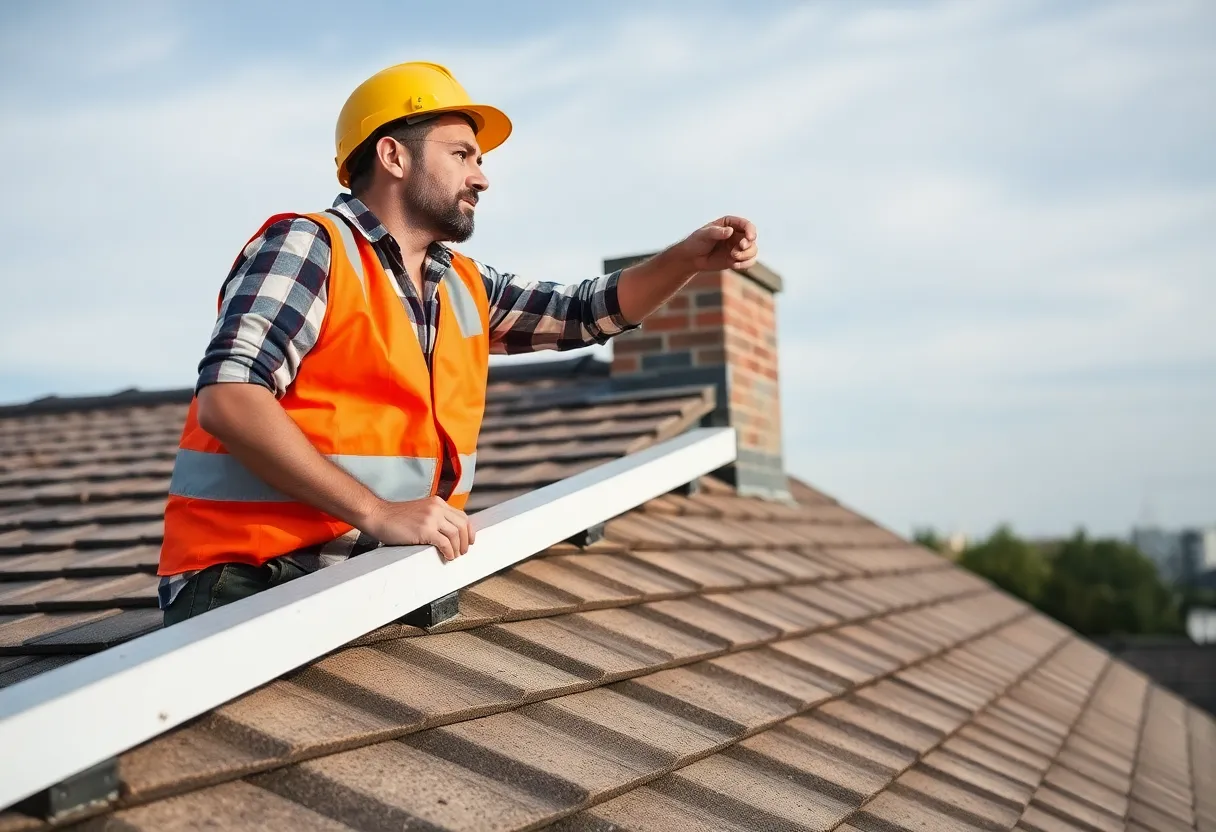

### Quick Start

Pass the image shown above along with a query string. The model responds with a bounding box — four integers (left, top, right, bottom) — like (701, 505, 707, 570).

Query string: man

(158, 61, 758, 624)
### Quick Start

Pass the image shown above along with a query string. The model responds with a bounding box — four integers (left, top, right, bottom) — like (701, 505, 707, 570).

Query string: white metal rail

(0, 427, 736, 811)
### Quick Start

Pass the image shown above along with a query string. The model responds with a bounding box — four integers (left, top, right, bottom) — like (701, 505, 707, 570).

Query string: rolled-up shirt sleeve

(195, 218, 331, 397)
(477, 260, 640, 355)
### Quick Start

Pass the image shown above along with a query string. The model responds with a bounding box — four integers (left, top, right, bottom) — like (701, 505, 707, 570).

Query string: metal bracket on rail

(565, 521, 605, 548)
(398, 590, 460, 627)
(12, 758, 118, 822)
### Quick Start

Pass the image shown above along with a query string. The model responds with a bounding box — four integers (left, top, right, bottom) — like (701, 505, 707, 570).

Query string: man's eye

(455, 151, 467, 161)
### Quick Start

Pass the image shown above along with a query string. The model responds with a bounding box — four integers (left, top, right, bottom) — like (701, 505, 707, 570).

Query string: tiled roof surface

(0, 359, 714, 686)
(1, 361, 1213, 832)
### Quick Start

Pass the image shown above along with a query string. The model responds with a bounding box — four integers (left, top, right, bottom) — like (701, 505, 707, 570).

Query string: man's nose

(469, 170, 489, 192)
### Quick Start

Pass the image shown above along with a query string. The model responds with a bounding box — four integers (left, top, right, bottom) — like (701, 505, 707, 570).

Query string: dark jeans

(162, 558, 308, 626)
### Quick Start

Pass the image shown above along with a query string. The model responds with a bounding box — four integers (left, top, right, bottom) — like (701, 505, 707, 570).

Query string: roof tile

(572, 606, 728, 661)
(555, 786, 756, 832)
(0, 609, 123, 652)
(535, 685, 730, 760)
(619, 662, 798, 733)
(24, 607, 161, 651)
(1042, 763, 1128, 817)
(0, 655, 74, 690)
(734, 547, 837, 580)
(708, 647, 844, 705)
(423, 709, 655, 799)
(940, 734, 1043, 789)
(478, 616, 670, 681)
(565, 552, 698, 597)
(737, 723, 891, 802)
(705, 588, 836, 636)
(509, 557, 640, 608)
(620, 550, 756, 591)
(462, 572, 582, 620)
(782, 582, 874, 619)
(119, 716, 278, 804)
(1052, 747, 1130, 795)
(249, 737, 563, 832)
(82, 781, 357, 832)
(920, 747, 1036, 806)
(1031, 784, 1123, 832)
(815, 697, 941, 760)
(855, 785, 1004, 832)
(957, 721, 1054, 775)
(640, 596, 780, 649)
(895, 766, 1024, 828)
(0, 545, 157, 580)
(661, 751, 856, 830)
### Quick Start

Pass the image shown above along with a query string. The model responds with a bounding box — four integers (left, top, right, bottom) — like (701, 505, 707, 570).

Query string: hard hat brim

(336, 102, 512, 187)
(452, 103, 512, 154)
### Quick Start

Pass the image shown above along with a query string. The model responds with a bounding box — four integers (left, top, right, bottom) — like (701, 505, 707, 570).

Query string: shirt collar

(331, 193, 452, 267)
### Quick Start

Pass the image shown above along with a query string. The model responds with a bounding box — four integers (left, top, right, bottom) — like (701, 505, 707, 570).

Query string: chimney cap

(603, 253, 783, 294)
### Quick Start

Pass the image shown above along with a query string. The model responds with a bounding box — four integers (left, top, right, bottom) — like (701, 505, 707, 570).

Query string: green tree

(913, 527, 945, 553)
(957, 524, 1050, 605)
(1038, 530, 1182, 636)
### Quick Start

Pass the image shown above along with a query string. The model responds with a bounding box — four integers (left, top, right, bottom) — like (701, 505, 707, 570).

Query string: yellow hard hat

(334, 61, 512, 187)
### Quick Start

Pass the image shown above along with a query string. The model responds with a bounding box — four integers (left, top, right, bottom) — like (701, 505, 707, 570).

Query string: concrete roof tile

(537, 685, 732, 759)
(250, 738, 561, 832)
(736, 723, 890, 802)
(855, 786, 1004, 832)
(705, 588, 836, 636)
(920, 747, 1036, 807)
(895, 766, 1024, 829)
(1042, 763, 1129, 818)
(771, 632, 891, 686)
(560, 552, 697, 597)
(556, 786, 757, 832)
(509, 557, 640, 608)
(641, 596, 780, 649)
(1032, 784, 1124, 832)
(708, 647, 842, 706)
(663, 751, 856, 830)
(621, 663, 798, 733)
(621, 549, 758, 591)
(94, 781, 358, 831)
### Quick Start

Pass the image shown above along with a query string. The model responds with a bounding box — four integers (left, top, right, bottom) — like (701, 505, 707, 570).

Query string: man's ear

(375, 136, 410, 181)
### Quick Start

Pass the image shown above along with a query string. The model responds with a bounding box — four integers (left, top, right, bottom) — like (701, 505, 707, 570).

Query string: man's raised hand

(675, 216, 759, 273)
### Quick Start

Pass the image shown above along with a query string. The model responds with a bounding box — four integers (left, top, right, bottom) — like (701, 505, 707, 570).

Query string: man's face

(404, 115, 487, 243)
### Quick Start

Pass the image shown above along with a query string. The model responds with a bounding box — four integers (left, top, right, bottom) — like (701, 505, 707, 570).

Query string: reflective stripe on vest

(443, 269, 484, 338)
(168, 449, 437, 503)
(325, 209, 367, 298)
(454, 452, 477, 495)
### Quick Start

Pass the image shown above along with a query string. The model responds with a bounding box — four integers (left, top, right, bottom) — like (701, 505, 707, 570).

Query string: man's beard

(404, 172, 476, 243)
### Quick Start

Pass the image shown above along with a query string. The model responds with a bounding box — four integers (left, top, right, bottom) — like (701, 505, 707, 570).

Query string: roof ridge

(0, 356, 615, 420)
(0, 388, 194, 420)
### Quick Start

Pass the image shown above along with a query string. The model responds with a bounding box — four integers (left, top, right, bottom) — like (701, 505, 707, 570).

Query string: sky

(0, 0, 1213, 540)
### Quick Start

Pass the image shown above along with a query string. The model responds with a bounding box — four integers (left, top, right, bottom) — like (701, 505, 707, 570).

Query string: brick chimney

(604, 254, 788, 500)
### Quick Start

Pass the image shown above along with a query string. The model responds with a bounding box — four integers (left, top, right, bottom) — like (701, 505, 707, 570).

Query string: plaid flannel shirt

(159, 193, 635, 608)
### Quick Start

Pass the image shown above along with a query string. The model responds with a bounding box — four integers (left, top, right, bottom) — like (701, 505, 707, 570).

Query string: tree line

(913, 524, 1210, 637)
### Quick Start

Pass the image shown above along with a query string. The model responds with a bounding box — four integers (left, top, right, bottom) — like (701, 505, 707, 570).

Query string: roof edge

(0, 388, 195, 419)
(0, 356, 616, 420)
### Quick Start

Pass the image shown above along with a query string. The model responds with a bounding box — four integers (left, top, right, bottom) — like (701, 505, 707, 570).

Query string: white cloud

(0, 0, 1213, 538)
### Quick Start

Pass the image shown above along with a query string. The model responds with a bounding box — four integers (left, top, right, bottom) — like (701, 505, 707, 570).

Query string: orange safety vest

(159, 209, 490, 576)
